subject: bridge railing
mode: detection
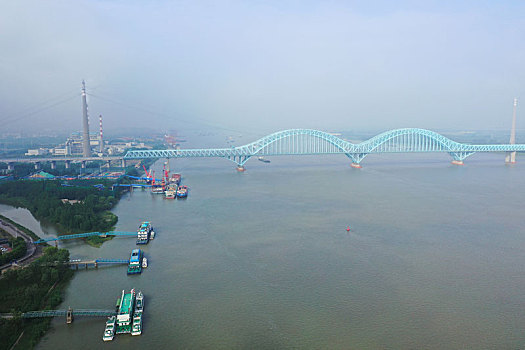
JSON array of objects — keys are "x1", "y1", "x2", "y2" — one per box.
[
  {"x1": 35, "y1": 231, "x2": 136, "y2": 244},
  {"x1": 22, "y1": 309, "x2": 116, "y2": 318}
]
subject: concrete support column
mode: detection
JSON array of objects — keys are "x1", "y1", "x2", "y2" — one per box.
[
  {"x1": 106, "y1": 160, "x2": 111, "y2": 168},
  {"x1": 66, "y1": 307, "x2": 73, "y2": 324},
  {"x1": 7, "y1": 163, "x2": 14, "y2": 171},
  {"x1": 65, "y1": 160, "x2": 71, "y2": 169},
  {"x1": 34, "y1": 162, "x2": 40, "y2": 170},
  {"x1": 81, "y1": 161, "x2": 86, "y2": 169},
  {"x1": 50, "y1": 161, "x2": 56, "y2": 170},
  {"x1": 121, "y1": 159, "x2": 127, "y2": 168}
]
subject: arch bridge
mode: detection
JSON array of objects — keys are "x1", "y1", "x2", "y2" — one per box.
[{"x1": 124, "y1": 128, "x2": 525, "y2": 169}]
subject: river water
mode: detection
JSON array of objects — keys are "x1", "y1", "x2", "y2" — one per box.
[{"x1": 2, "y1": 151, "x2": 525, "y2": 349}]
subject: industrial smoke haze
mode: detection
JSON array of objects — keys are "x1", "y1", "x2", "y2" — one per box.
[{"x1": 0, "y1": 1, "x2": 524, "y2": 135}]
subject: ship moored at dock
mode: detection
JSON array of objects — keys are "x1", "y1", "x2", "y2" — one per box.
[
  {"x1": 103, "y1": 316, "x2": 116, "y2": 341},
  {"x1": 176, "y1": 185, "x2": 188, "y2": 198},
  {"x1": 105, "y1": 288, "x2": 144, "y2": 340},
  {"x1": 116, "y1": 289, "x2": 135, "y2": 334},
  {"x1": 131, "y1": 291, "x2": 144, "y2": 336},
  {"x1": 136, "y1": 221, "x2": 153, "y2": 244},
  {"x1": 127, "y1": 249, "x2": 143, "y2": 275}
]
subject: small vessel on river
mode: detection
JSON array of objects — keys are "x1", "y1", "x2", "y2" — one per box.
[
  {"x1": 176, "y1": 185, "x2": 188, "y2": 198},
  {"x1": 136, "y1": 221, "x2": 153, "y2": 245},
  {"x1": 131, "y1": 291, "x2": 144, "y2": 336},
  {"x1": 170, "y1": 173, "x2": 181, "y2": 185},
  {"x1": 116, "y1": 289, "x2": 136, "y2": 334},
  {"x1": 102, "y1": 316, "x2": 116, "y2": 341},
  {"x1": 127, "y1": 249, "x2": 143, "y2": 275}
]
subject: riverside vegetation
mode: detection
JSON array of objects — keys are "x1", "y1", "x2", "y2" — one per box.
[{"x1": 0, "y1": 246, "x2": 73, "y2": 350}]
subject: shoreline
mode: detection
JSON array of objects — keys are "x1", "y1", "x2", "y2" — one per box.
[{"x1": 0, "y1": 214, "x2": 43, "y2": 274}]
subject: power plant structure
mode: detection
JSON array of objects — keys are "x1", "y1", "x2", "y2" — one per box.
[
  {"x1": 505, "y1": 98, "x2": 518, "y2": 164},
  {"x1": 99, "y1": 114, "x2": 104, "y2": 153},
  {"x1": 81, "y1": 80, "x2": 92, "y2": 157}
]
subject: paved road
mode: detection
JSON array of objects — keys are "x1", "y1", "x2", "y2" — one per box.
[{"x1": 0, "y1": 219, "x2": 40, "y2": 272}]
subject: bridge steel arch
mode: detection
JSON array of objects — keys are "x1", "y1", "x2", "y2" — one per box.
[{"x1": 123, "y1": 128, "x2": 525, "y2": 169}]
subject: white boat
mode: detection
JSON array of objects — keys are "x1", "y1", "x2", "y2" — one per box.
[
  {"x1": 135, "y1": 291, "x2": 144, "y2": 311},
  {"x1": 131, "y1": 291, "x2": 144, "y2": 336},
  {"x1": 150, "y1": 231, "x2": 155, "y2": 239},
  {"x1": 102, "y1": 316, "x2": 116, "y2": 341},
  {"x1": 131, "y1": 313, "x2": 142, "y2": 336},
  {"x1": 142, "y1": 257, "x2": 148, "y2": 268}
]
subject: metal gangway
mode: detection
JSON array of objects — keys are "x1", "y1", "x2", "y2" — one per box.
[
  {"x1": 68, "y1": 258, "x2": 129, "y2": 269},
  {"x1": 34, "y1": 231, "x2": 136, "y2": 244},
  {"x1": 22, "y1": 307, "x2": 116, "y2": 323}
]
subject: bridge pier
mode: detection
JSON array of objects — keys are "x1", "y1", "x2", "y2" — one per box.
[
  {"x1": 66, "y1": 307, "x2": 73, "y2": 324},
  {"x1": 50, "y1": 161, "x2": 56, "y2": 170},
  {"x1": 65, "y1": 160, "x2": 71, "y2": 169},
  {"x1": 451, "y1": 160, "x2": 464, "y2": 166},
  {"x1": 106, "y1": 160, "x2": 111, "y2": 168},
  {"x1": 34, "y1": 162, "x2": 40, "y2": 170},
  {"x1": 121, "y1": 159, "x2": 127, "y2": 168},
  {"x1": 81, "y1": 161, "x2": 86, "y2": 169},
  {"x1": 7, "y1": 162, "x2": 15, "y2": 171}
]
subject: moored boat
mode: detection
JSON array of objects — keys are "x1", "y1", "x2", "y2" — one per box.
[
  {"x1": 116, "y1": 289, "x2": 135, "y2": 334},
  {"x1": 142, "y1": 257, "x2": 148, "y2": 268},
  {"x1": 165, "y1": 189, "x2": 176, "y2": 199},
  {"x1": 102, "y1": 316, "x2": 116, "y2": 341},
  {"x1": 151, "y1": 185, "x2": 164, "y2": 194},
  {"x1": 176, "y1": 185, "x2": 188, "y2": 198},
  {"x1": 127, "y1": 249, "x2": 143, "y2": 275},
  {"x1": 131, "y1": 291, "x2": 144, "y2": 336},
  {"x1": 136, "y1": 221, "x2": 153, "y2": 245},
  {"x1": 170, "y1": 173, "x2": 181, "y2": 185},
  {"x1": 258, "y1": 156, "x2": 271, "y2": 163}
]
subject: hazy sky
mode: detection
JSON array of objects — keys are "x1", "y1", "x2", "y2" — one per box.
[{"x1": 1, "y1": 0, "x2": 524, "y2": 135}]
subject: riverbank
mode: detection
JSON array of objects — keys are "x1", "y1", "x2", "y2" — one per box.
[
  {"x1": 0, "y1": 233, "x2": 72, "y2": 350},
  {"x1": 0, "y1": 214, "x2": 42, "y2": 272}
]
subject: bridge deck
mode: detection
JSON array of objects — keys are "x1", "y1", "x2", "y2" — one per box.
[{"x1": 35, "y1": 231, "x2": 136, "y2": 244}]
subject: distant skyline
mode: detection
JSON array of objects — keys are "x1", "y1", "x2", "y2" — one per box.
[{"x1": 1, "y1": 1, "x2": 524, "y2": 136}]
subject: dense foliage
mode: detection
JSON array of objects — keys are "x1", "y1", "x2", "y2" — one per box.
[
  {"x1": 0, "y1": 246, "x2": 73, "y2": 350},
  {"x1": 0, "y1": 236, "x2": 26, "y2": 266},
  {"x1": 0, "y1": 180, "x2": 122, "y2": 233}
]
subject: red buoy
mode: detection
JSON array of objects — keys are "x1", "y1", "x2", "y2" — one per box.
[{"x1": 346, "y1": 226, "x2": 350, "y2": 232}]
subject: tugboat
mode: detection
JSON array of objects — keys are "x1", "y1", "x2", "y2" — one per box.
[
  {"x1": 176, "y1": 185, "x2": 188, "y2": 198},
  {"x1": 103, "y1": 316, "x2": 116, "y2": 341},
  {"x1": 258, "y1": 156, "x2": 271, "y2": 163}
]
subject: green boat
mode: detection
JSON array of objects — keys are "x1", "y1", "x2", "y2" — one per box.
[{"x1": 116, "y1": 289, "x2": 135, "y2": 334}]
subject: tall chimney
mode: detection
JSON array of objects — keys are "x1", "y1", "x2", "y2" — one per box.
[
  {"x1": 81, "y1": 80, "x2": 91, "y2": 157},
  {"x1": 99, "y1": 114, "x2": 104, "y2": 153},
  {"x1": 505, "y1": 98, "x2": 518, "y2": 164}
]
